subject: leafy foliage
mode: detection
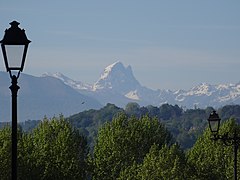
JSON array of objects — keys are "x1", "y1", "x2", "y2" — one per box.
[
  {"x1": 218, "y1": 105, "x2": 240, "y2": 123},
  {"x1": 91, "y1": 113, "x2": 173, "y2": 179},
  {"x1": 5, "y1": 104, "x2": 240, "y2": 151},
  {"x1": 0, "y1": 116, "x2": 88, "y2": 179},
  {"x1": 0, "y1": 126, "x2": 11, "y2": 180},
  {"x1": 67, "y1": 103, "x2": 213, "y2": 150},
  {"x1": 187, "y1": 119, "x2": 240, "y2": 179},
  {"x1": 27, "y1": 116, "x2": 88, "y2": 179},
  {"x1": 68, "y1": 103, "x2": 123, "y2": 149},
  {"x1": 1, "y1": 104, "x2": 240, "y2": 179},
  {"x1": 119, "y1": 144, "x2": 190, "y2": 179}
]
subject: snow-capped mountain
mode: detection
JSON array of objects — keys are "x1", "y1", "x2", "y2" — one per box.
[
  {"x1": 174, "y1": 82, "x2": 240, "y2": 108},
  {"x1": 93, "y1": 61, "x2": 141, "y2": 93},
  {"x1": 44, "y1": 62, "x2": 240, "y2": 109}
]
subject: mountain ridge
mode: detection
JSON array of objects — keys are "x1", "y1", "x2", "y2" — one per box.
[
  {"x1": 1, "y1": 61, "x2": 239, "y2": 122},
  {"x1": 0, "y1": 72, "x2": 102, "y2": 122},
  {"x1": 45, "y1": 61, "x2": 240, "y2": 109}
]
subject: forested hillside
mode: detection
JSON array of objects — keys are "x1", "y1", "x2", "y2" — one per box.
[
  {"x1": 66, "y1": 103, "x2": 240, "y2": 149},
  {"x1": 2, "y1": 103, "x2": 239, "y2": 150}
]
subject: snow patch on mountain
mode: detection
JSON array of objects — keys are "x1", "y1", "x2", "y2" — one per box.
[
  {"x1": 42, "y1": 72, "x2": 92, "y2": 90},
  {"x1": 100, "y1": 61, "x2": 121, "y2": 80},
  {"x1": 125, "y1": 90, "x2": 140, "y2": 100},
  {"x1": 186, "y1": 83, "x2": 213, "y2": 96}
]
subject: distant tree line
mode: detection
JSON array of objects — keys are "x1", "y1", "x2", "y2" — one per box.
[
  {"x1": 1, "y1": 103, "x2": 240, "y2": 150},
  {"x1": 68, "y1": 103, "x2": 240, "y2": 150}
]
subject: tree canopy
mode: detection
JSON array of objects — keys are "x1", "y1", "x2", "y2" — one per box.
[
  {"x1": 1, "y1": 104, "x2": 240, "y2": 179},
  {"x1": 91, "y1": 113, "x2": 173, "y2": 179},
  {"x1": 0, "y1": 116, "x2": 88, "y2": 179},
  {"x1": 188, "y1": 119, "x2": 240, "y2": 179}
]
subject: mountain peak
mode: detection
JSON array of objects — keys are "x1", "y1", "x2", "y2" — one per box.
[
  {"x1": 93, "y1": 61, "x2": 141, "y2": 93},
  {"x1": 100, "y1": 61, "x2": 124, "y2": 80}
]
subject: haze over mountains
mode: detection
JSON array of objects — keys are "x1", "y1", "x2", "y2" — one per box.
[{"x1": 0, "y1": 61, "x2": 239, "y2": 122}]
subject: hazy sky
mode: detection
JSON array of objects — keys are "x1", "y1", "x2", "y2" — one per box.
[{"x1": 0, "y1": 1, "x2": 239, "y2": 90}]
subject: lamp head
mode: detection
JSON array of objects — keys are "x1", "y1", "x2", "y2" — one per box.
[
  {"x1": 0, "y1": 21, "x2": 31, "y2": 73},
  {"x1": 208, "y1": 110, "x2": 221, "y2": 134}
]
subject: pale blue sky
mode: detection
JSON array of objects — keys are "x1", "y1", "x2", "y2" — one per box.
[{"x1": 0, "y1": 0, "x2": 239, "y2": 90}]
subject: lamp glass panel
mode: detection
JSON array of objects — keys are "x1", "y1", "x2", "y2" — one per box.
[
  {"x1": 209, "y1": 120, "x2": 219, "y2": 133},
  {"x1": 5, "y1": 45, "x2": 24, "y2": 68}
]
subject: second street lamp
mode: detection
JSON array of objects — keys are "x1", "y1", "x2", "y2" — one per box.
[
  {"x1": 0, "y1": 21, "x2": 31, "y2": 180},
  {"x1": 208, "y1": 110, "x2": 240, "y2": 180},
  {"x1": 208, "y1": 110, "x2": 221, "y2": 135}
]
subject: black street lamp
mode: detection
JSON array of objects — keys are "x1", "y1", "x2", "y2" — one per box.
[
  {"x1": 0, "y1": 21, "x2": 31, "y2": 180},
  {"x1": 208, "y1": 110, "x2": 221, "y2": 135},
  {"x1": 208, "y1": 110, "x2": 240, "y2": 180}
]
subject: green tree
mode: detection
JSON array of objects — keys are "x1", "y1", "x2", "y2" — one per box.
[
  {"x1": 146, "y1": 105, "x2": 159, "y2": 117},
  {"x1": 0, "y1": 126, "x2": 27, "y2": 180},
  {"x1": 0, "y1": 126, "x2": 11, "y2": 180},
  {"x1": 188, "y1": 118, "x2": 240, "y2": 179},
  {"x1": 91, "y1": 113, "x2": 172, "y2": 179},
  {"x1": 159, "y1": 104, "x2": 182, "y2": 120},
  {"x1": 27, "y1": 116, "x2": 88, "y2": 179},
  {"x1": 219, "y1": 105, "x2": 240, "y2": 122},
  {"x1": 125, "y1": 102, "x2": 141, "y2": 117},
  {"x1": 118, "y1": 143, "x2": 189, "y2": 180},
  {"x1": 18, "y1": 116, "x2": 88, "y2": 179},
  {"x1": 0, "y1": 117, "x2": 89, "y2": 180}
]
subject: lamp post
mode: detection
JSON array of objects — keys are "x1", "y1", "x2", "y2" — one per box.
[
  {"x1": 0, "y1": 21, "x2": 31, "y2": 180},
  {"x1": 208, "y1": 110, "x2": 240, "y2": 180}
]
